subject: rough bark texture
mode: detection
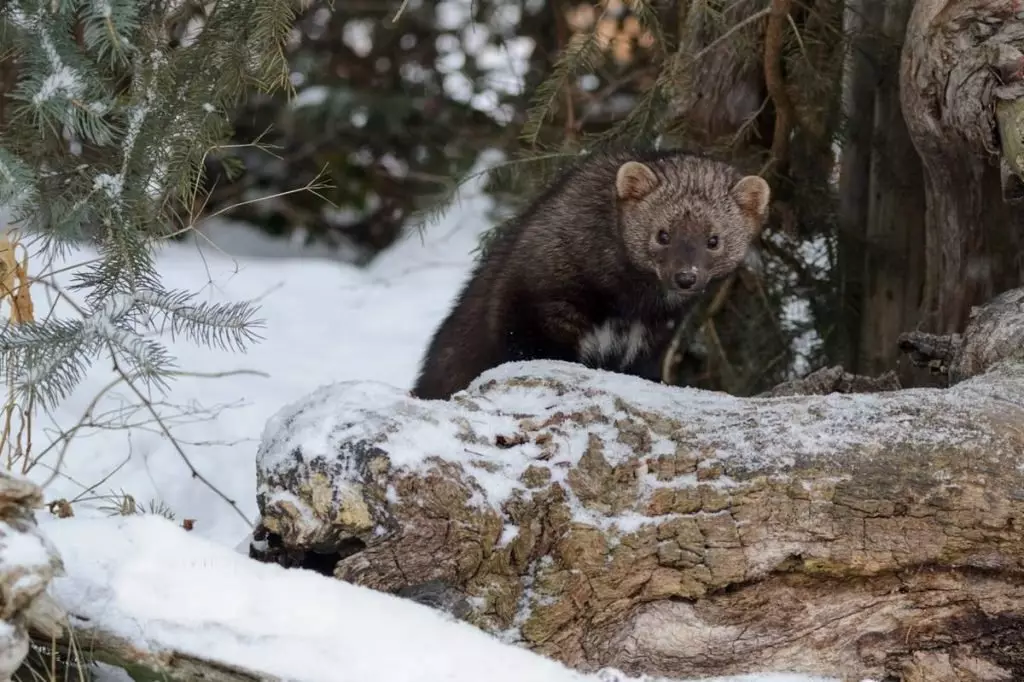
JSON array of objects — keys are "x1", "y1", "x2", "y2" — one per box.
[
  {"x1": 757, "y1": 364, "x2": 901, "y2": 397},
  {"x1": 0, "y1": 471, "x2": 62, "y2": 681},
  {"x1": 254, "y1": 287, "x2": 1024, "y2": 682},
  {"x1": 996, "y1": 98, "x2": 1024, "y2": 202},
  {"x1": 900, "y1": 0, "x2": 1024, "y2": 334},
  {"x1": 897, "y1": 329, "x2": 963, "y2": 380}
]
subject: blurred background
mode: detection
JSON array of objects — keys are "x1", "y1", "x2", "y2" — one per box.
[{"x1": 174, "y1": 0, "x2": 997, "y2": 396}]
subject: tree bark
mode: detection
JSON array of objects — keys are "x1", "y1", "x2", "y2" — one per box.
[
  {"x1": 837, "y1": 0, "x2": 884, "y2": 372},
  {"x1": 899, "y1": 0, "x2": 1024, "y2": 334},
  {"x1": 996, "y1": 97, "x2": 1024, "y2": 202},
  {"x1": 857, "y1": 0, "x2": 928, "y2": 382},
  {"x1": 254, "y1": 286, "x2": 1024, "y2": 682}
]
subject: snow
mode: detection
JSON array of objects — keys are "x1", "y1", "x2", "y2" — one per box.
[
  {"x1": 39, "y1": 514, "x2": 842, "y2": 682},
  {"x1": 0, "y1": 520, "x2": 54, "y2": 572},
  {"x1": 34, "y1": 24, "x2": 84, "y2": 104},
  {"x1": 14, "y1": 152, "x2": 498, "y2": 545}
]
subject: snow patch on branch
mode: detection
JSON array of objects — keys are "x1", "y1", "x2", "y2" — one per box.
[{"x1": 8, "y1": 1, "x2": 86, "y2": 106}]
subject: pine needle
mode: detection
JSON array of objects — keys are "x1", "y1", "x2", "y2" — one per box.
[{"x1": 520, "y1": 8, "x2": 611, "y2": 147}]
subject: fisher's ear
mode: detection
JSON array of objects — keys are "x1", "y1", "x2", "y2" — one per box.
[
  {"x1": 615, "y1": 161, "x2": 659, "y2": 202},
  {"x1": 730, "y1": 175, "x2": 771, "y2": 224}
]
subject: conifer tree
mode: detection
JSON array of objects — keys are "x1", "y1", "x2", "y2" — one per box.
[{"x1": 0, "y1": 0, "x2": 299, "y2": 410}]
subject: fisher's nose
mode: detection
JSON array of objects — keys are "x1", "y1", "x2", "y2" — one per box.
[{"x1": 674, "y1": 269, "x2": 698, "y2": 290}]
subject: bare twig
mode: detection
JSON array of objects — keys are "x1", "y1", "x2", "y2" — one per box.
[
  {"x1": 36, "y1": 376, "x2": 126, "y2": 489},
  {"x1": 105, "y1": 347, "x2": 253, "y2": 528}
]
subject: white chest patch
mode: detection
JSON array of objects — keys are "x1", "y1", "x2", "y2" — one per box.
[{"x1": 577, "y1": 319, "x2": 651, "y2": 370}]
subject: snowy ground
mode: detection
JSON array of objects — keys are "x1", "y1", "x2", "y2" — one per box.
[
  {"x1": 3, "y1": 157, "x2": 857, "y2": 681},
  {"x1": 19, "y1": 167, "x2": 495, "y2": 547}
]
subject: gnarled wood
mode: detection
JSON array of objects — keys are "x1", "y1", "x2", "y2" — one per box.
[
  {"x1": 996, "y1": 97, "x2": 1024, "y2": 202},
  {"x1": 254, "y1": 287, "x2": 1024, "y2": 682},
  {"x1": 757, "y1": 364, "x2": 901, "y2": 396},
  {"x1": 899, "y1": 0, "x2": 1024, "y2": 333}
]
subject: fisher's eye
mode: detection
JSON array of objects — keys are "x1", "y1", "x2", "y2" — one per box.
[
  {"x1": 656, "y1": 230, "x2": 671, "y2": 245},
  {"x1": 706, "y1": 235, "x2": 720, "y2": 250}
]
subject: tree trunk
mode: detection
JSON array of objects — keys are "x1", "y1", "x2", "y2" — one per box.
[
  {"x1": 837, "y1": 0, "x2": 883, "y2": 371},
  {"x1": 900, "y1": 0, "x2": 1024, "y2": 334},
  {"x1": 254, "y1": 286, "x2": 1024, "y2": 682},
  {"x1": 856, "y1": 0, "x2": 928, "y2": 382}
]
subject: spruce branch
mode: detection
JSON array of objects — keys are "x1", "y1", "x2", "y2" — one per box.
[
  {"x1": 1, "y1": 317, "x2": 98, "y2": 409},
  {"x1": 624, "y1": 0, "x2": 669, "y2": 55},
  {"x1": 520, "y1": 7, "x2": 611, "y2": 147},
  {"x1": 135, "y1": 288, "x2": 265, "y2": 352},
  {"x1": 587, "y1": 5, "x2": 772, "y2": 147},
  {"x1": 0, "y1": 148, "x2": 37, "y2": 213},
  {"x1": 0, "y1": 0, "x2": 301, "y2": 532},
  {"x1": 81, "y1": 0, "x2": 140, "y2": 68}
]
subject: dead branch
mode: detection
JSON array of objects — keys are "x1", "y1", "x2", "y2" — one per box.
[
  {"x1": 763, "y1": 0, "x2": 793, "y2": 171},
  {"x1": 897, "y1": 330, "x2": 962, "y2": 376}
]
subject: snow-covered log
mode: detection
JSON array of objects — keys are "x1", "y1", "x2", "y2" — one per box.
[
  {"x1": 0, "y1": 471, "x2": 63, "y2": 680},
  {"x1": 20, "y1": 520, "x2": 276, "y2": 682},
  {"x1": 254, "y1": 287, "x2": 1024, "y2": 682}
]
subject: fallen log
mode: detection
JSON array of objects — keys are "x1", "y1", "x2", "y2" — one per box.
[
  {"x1": 0, "y1": 470, "x2": 63, "y2": 681},
  {"x1": 12, "y1": 503, "x2": 270, "y2": 681},
  {"x1": 254, "y1": 287, "x2": 1024, "y2": 682}
]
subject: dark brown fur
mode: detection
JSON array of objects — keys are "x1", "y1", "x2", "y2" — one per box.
[{"x1": 411, "y1": 148, "x2": 771, "y2": 400}]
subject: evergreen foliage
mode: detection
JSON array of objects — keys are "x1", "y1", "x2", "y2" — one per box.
[{"x1": 0, "y1": 0, "x2": 299, "y2": 408}]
